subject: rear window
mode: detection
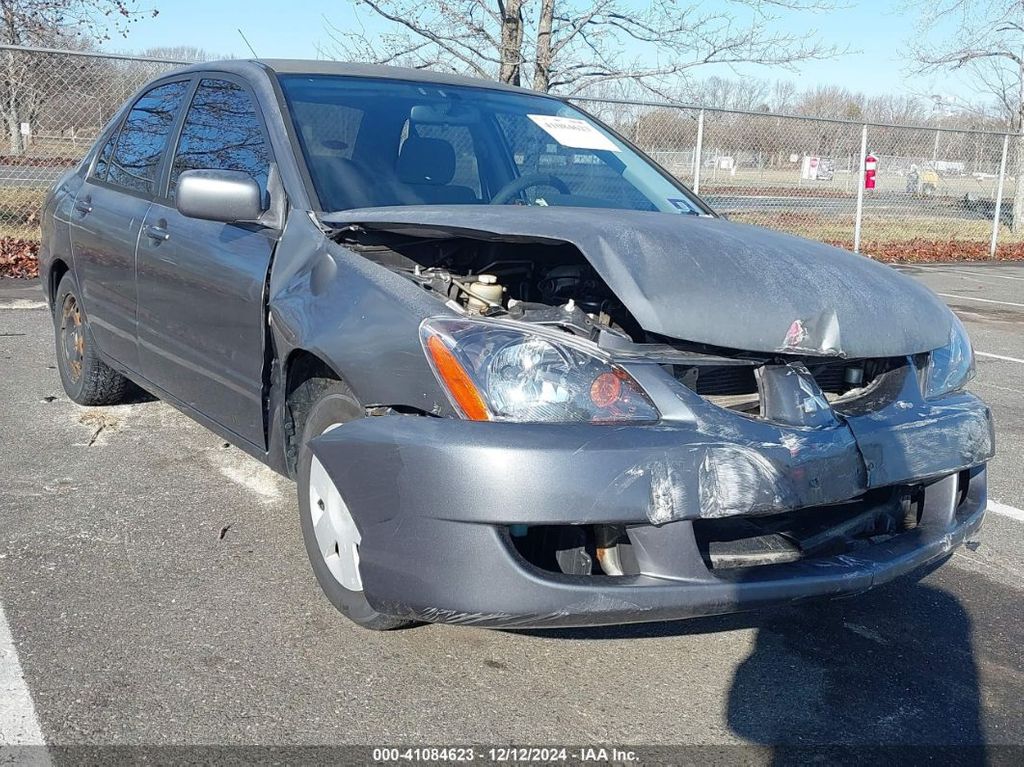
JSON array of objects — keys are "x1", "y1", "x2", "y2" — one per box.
[{"x1": 106, "y1": 80, "x2": 189, "y2": 195}]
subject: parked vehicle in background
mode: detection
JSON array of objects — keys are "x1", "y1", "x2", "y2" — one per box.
[
  {"x1": 933, "y1": 161, "x2": 966, "y2": 177},
  {"x1": 39, "y1": 60, "x2": 994, "y2": 631}
]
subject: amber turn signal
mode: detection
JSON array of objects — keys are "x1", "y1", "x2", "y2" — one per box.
[{"x1": 425, "y1": 334, "x2": 491, "y2": 421}]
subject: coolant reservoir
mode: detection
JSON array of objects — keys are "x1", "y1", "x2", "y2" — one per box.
[{"x1": 466, "y1": 274, "x2": 504, "y2": 312}]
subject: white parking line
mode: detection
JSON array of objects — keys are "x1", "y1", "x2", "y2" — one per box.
[
  {"x1": 0, "y1": 603, "x2": 46, "y2": 749},
  {"x1": 990, "y1": 501, "x2": 1024, "y2": 523},
  {"x1": 910, "y1": 264, "x2": 1024, "y2": 281},
  {"x1": 956, "y1": 270, "x2": 1024, "y2": 282},
  {"x1": 947, "y1": 273, "x2": 1024, "y2": 290},
  {"x1": 977, "y1": 351, "x2": 1024, "y2": 365},
  {"x1": 932, "y1": 266, "x2": 1024, "y2": 282},
  {"x1": 914, "y1": 268, "x2": 1019, "y2": 289},
  {"x1": 937, "y1": 292, "x2": 1024, "y2": 309}
]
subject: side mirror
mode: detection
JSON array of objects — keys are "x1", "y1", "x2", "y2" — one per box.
[{"x1": 175, "y1": 169, "x2": 264, "y2": 223}]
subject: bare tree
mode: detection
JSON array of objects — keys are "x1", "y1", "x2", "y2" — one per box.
[
  {"x1": 324, "y1": 0, "x2": 845, "y2": 97},
  {"x1": 0, "y1": 0, "x2": 156, "y2": 154},
  {"x1": 907, "y1": 0, "x2": 1024, "y2": 230},
  {"x1": 140, "y1": 46, "x2": 217, "y2": 62},
  {"x1": 863, "y1": 93, "x2": 924, "y2": 125},
  {"x1": 688, "y1": 75, "x2": 771, "y2": 111},
  {"x1": 770, "y1": 79, "x2": 798, "y2": 113}
]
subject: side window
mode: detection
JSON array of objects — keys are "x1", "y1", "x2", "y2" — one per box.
[
  {"x1": 170, "y1": 79, "x2": 271, "y2": 201},
  {"x1": 106, "y1": 80, "x2": 189, "y2": 195}
]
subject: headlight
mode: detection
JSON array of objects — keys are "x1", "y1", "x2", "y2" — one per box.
[
  {"x1": 420, "y1": 318, "x2": 659, "y2": 423},
  {"x1": 925, "y1": 315, "x2": 975, "y2": 398}
]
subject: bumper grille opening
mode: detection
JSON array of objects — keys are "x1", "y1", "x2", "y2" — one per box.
[
  {"x1": 507, "y1": 474, "x2": 977, "y2": 579},
  {"x1": 672, "y1": 357, "x2": 905, "y2": 415},
  {"x1": 508, "y1": 524, "x2": 639, "y2": 577},
  {"x1": 955, "y1": 467, "x2": 979, "y2": 520},
  {"x1": 693, "y1": 488, "x2": 920, "y2": 571}
]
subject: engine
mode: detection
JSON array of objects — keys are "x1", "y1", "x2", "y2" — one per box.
[{"x1": 341, "y1": 229, "x2": 642, "y2": 339}]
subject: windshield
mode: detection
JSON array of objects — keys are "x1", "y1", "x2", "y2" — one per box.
[{"x1": 277, "y1": 74, "x2": 707, "y2": 215}]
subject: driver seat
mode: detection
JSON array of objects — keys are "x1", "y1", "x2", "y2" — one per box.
[{"x1": 396, "y1": 136, "x2": 479, "y2": 204}]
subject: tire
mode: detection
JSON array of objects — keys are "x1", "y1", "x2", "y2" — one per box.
[
  {"x1": 294, "y1": 377, "x2": 414, "y2": 630},
  {"x1": 53, "y1": 273, "x2": 129, "y2": 406}
]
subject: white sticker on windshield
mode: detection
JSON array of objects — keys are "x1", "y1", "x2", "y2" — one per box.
[{"x1": 527, "y1": 114, "x2": 621, "y2": 152}]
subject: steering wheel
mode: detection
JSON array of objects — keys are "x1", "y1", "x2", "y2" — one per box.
[{"x1": 489, "y1": 173, "x2": 571, "y2": 205}]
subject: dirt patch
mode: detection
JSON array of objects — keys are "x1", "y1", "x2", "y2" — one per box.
[
  {"x1": 77, "y1": 410, "x2": 133, "y2": 447},
  {"x1": 78, "y1": 412, "x2": 120, "y2": 446}
]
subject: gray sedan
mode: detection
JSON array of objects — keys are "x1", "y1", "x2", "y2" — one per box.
[{"x1": 39, "y1": 59, "x2": 993, "y2": 630}]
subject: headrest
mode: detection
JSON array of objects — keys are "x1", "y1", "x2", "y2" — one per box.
[{"x1": 397, "y1": 136, "x2": 456, "y2": 186}]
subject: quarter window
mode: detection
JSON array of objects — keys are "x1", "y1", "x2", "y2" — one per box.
[
  {"x1": 170, "y1": 79, "x2": 270, "y2": 200},
  {"x1": 106, "y1": 80, "x2": 189, "y2": 194},
  {"x1": 92, "y1": 130, "x2": 118, "y2": 181}
]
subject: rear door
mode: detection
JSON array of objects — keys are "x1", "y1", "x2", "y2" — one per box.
[
  {"x1": 136, "y1": 76, "x2": 277, "y2": 448},
  {"x1": 69, "y1": 79, "x2": 191, "y2": 371}
]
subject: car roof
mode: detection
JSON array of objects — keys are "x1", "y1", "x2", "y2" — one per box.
[{"x1": 178, "y1": 58, "x2": 550, "y2": 98}]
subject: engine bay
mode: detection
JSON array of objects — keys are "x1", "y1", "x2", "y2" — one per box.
[
  {"x1": 337, "y1": 228, "x2": 644, "y2": 341},
  {"x1": 336, "y1": 225, "x2": 906, "y2": 415}
]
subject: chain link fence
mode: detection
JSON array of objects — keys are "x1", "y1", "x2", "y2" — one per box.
[
  {"x1": 0, "y1": 45, "x2": 185, "y2": 238},
  {"x1": 0, "y1": 44, "x2": 1018, "y2": 261},
  {"x1": 576, "y1": 98, "x2": 1018, "y2": 258}
]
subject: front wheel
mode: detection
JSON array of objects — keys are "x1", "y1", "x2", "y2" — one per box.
[{"x1": 295, "y1": 378, "x2": 414, "y2": 630}]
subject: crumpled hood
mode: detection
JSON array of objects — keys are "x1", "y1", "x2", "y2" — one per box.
[{"x1": 322, "y1": 206, "x2": 954, "y2": 358}]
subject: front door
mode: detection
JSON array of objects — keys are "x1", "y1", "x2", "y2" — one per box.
[{"x1": 136, "y1": 77, "x2": 277, "y2": 448}]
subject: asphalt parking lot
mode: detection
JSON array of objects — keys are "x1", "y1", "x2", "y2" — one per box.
[{"x1": 1, "y1": 262, "x2": 1023, "y2": 756}]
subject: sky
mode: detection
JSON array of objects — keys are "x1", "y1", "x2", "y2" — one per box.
[{"x1": 101, "y1": 0, "x2": 979, "y2": 106}]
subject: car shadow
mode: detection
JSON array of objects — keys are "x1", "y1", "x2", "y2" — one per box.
[
  {"x1": 724, "y1": 578, "x2": 984, "y2": 755},
  {"x1": 515, "y1": 610, "x2": 761, "y2": 641},
  {"x1": 122, "y1": 380, "x2": 158, "y2": 404},
  {"x1": 520, "y1": 572, "x2": 984, "y2": 754}
]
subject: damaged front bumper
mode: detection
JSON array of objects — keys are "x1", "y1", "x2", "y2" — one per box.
[{"x1": 310, "y1": 365, "x2": 994, "y2": 629}]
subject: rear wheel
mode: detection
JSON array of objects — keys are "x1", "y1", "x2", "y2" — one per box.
[
  {"x1": 294, "y1": 378, "x2": 414, "y2": 630},
  {"x1": 53, "y1": 273, "x2": 129, "y2": 406}
]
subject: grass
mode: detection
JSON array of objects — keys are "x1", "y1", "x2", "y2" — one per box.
[
  {"x1": 0, "y1": 187, "x2": 47, "y2": 240},
  {"x1": 0, "y1": 224, "x2": 41, "y2": 240},
  {"x1": 726, "y1": 212, "x2": 1020, "y2": 245}
]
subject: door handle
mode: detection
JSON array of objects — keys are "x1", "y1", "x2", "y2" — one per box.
[
  {"x1": 144, "y1": 223, "x2": 170, "y2": 242},
  {"x1": 74, "y1": 197, "x2": 92, "y2": 215}
]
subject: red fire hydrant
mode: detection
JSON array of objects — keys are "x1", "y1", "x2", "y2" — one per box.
[{"x1": 864, "y1": 154, "x2": 877, "y2": 190}]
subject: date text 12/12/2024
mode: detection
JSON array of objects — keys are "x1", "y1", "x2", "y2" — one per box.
[{"x1": 372, "y1": 747, "x2": 640, "y2": 762}]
